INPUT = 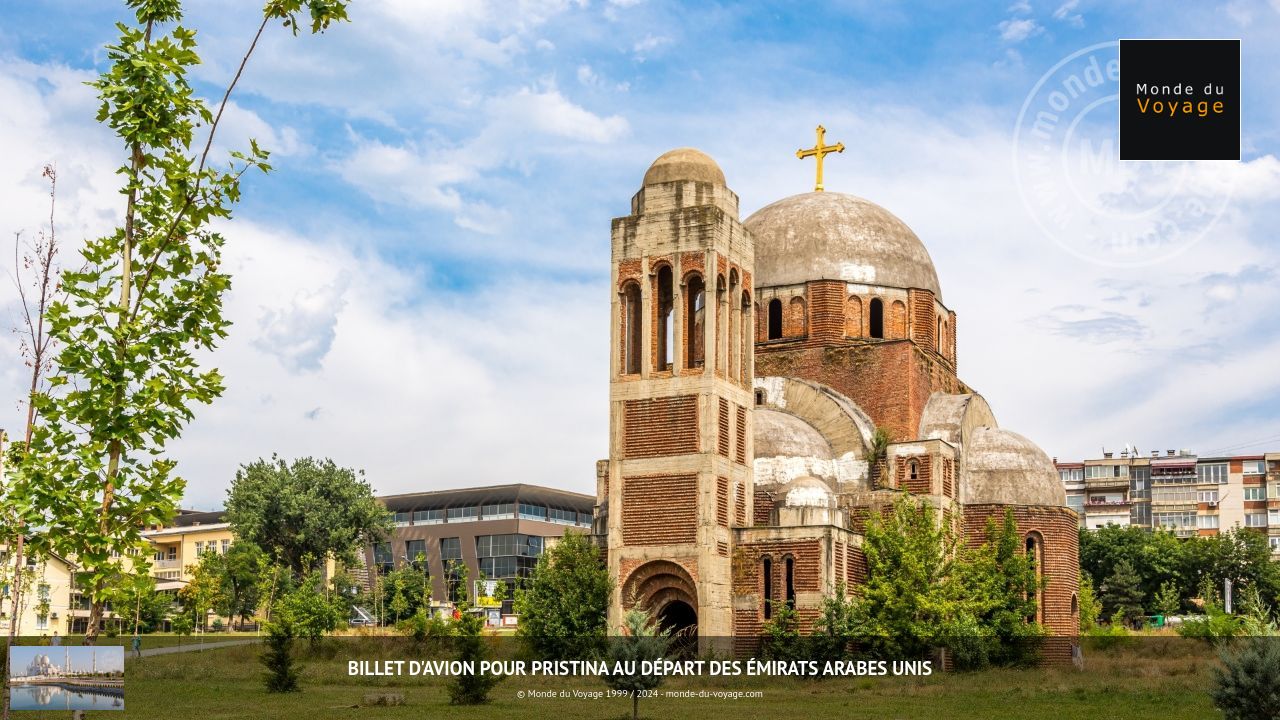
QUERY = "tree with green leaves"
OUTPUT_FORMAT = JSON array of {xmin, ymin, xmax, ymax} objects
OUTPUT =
[
  {"xmin": 261, "ymin": 615, "xmax": 301, "ymax": 693},
  {"xmin": 514, "ymin": 530, "xmax": 611, "ymax": 660},
  {"xmin": 955, "ymin": 509, "xmax": 1045, "ymax": 666},
  {"xmin": 1152, "ymin": 580, "xmax": 1181, "ymax": 619},
  {"xmin": 8, "ymin": 0, "xmax": 351, "ymax": 644},
  {"xmin": 224, "ymin": 456, "xmax": 391, "ymax": 577},
  {"xmin": 811, "ymin": 582, "xmax": 858, "ymax": 666},
  {"xmin": 214, "ymin": 542, "xmax": 269, "ymax": 628},
  {"xmin": 446, "ymin": 564, "xmax": 502, "ymax": 705},
  {"xmin": 851, "ymin": 494, "xmax": 963, "ymax": 659},
  {"xmin": 603, "ymin": 606, "xmax": 671, "ymax": 720},
  {"xmin": 106, "ymin": 572, "xmax": 172, "ymax": 634},
  {"xmin": 1099, "ymin": 558, "xmax": 1145, "ymax": 626},
  {"xmin": 277, "ymin": 572, "xmax": 346, "ymax": 644},
  {"xmin": 1212, "ymin": 639, "xmax": 1280, "ymax": 720},
  {"xmin": 761, "ymin": 600, "xmax": 805, "ymax": 662},
  {"xmin": 1078, "ymin": 574, "xmax": 1101, "ymax": 632}
]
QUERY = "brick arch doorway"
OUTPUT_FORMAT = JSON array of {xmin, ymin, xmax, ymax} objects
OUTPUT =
[{"xmin": 621, "ymin": 560, "xmax": 699, "ymax": 647}]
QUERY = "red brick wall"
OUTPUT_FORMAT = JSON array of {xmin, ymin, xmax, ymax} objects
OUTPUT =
[
  {"xmin": 717, "ymin": 476, "xmax": 730, "ymax": 526},
  {"xmin": 754, "ymin": 490, "xmax": 775, "ymax": 526},
  {"xmin": 907, "ymin": 289, "xmax": 936, "ymax": 348},
  {"xmin": 755, "ymin": 341, "xmax": 965, "ymax": 445},
  {"xmin": 735, "ymin": 404, "xmax": 748, "ymax": 465},
  {"xmin": 622, "ymin": 474, "xmax": 698, "ymax": 545},
  {"xmin": 732, "ymin": 538, "xmax": 822, "ymax": 637},
  {"xmin": 717, "ymin": 398, "xmax": 730, "ymax": 457},
  {"xmin": 962, "ymin": 504, "xmax": 1080, "ymax": 645},
  {"xmin": 807, "ymin": 280, "xmax": 845, "ymax": 342},
  {"xmin": 623, "ymin": 396, "xmax": 698, "ymax": 458}
]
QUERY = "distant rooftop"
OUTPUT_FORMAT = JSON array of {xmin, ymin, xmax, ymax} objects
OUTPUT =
[{"xmin": 378, "ymin": 483, "xmax": 594, "ymax": 513}]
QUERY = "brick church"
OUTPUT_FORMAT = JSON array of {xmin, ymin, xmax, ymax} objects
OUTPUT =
[{"xmin": 592, "ymin": 143, "xmax": 1080, "ymax": 656}]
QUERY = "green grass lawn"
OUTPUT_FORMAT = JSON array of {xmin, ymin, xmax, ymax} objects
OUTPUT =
[
  {"xmin": 8, "ymin": 638, "xmax": 1220, "ymax": 720},
  {"xmin": 13, "ymin": 632, "xmax": 260, "ymax": 650}
]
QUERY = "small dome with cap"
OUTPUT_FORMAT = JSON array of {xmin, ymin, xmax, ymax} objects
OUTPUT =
[{"xmin": 643, "ymin": 147, "xmax": 726, "ymax": 187}]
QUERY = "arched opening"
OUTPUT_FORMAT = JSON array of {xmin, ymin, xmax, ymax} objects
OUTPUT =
[
  {"xmin": 727, "ymin": 271, "xmax": 738, "ymax": 378},
  {"xmin": 621, "ymin": 282, "xmax": 642, "ymax": 375},
  {"xmin": 657, "ymin": 599, "xmax": 698, "ymax": 637},
  {"xmin": 869, "ymin": 298, "xmax": 884, "ymax": 339},
  {"xmin": 909, "ymin": 460, "xmax": 919, "ymax": 481},
  {"xmin": 845, "ymin": 295, "xmax": 863, "ymax": 337},
  {"xmin": 1071, "ymin": 593, "xmax": 1079, "ymax": 619},
  {"xmin": 686, "ymin": 273, "xmax": 705, "ymax": 368},
  {"xmin": 937, "ymin": 316, "xmax": 943, "ymax": 352},
  {"xmin": 767, "ymin": 299, "xmax": 783, "ymax": 339},
  {"xmin": 889, "ymin": 300, "xmax": 907, "ymax": 338},
  {"xmin": 740, "ymin": 290, "xmax": 751, "ymax": 384},
  {"xmin": 1025, "ymin": 533, "xmax": 1044, "ymax": 624},
  {"xmin": 655, "ymin": 265, "xmax": 673, "ymax": 371}
]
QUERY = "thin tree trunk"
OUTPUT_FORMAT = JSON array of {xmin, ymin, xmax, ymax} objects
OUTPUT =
[{"xmin": 632, "ymin": 692, "xmax": 639, "ymax": 720}]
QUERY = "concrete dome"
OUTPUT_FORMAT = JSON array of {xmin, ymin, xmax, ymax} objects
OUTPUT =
[
  {"xmin": 745, "ymin": 191, "xmax": 941, "ymax": 296},
  {"xmin": 643, "ymin": 148, "xmax": 725, "ymax": 187},
  {"xmin": 779, "ymin": 475, "xmax": 834, "ymax": 508},
  {"xmin": 962, "ymin": 426, "xmax": 1066, "ymax": 507},
  {"xmin": 754, "ymin": 409, "xmax": 834, "ymax": 460}
]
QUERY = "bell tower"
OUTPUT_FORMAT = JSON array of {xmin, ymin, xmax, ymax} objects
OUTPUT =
[{"xmin": 605, "ymin": 148, "xmax": 754, "ymax": 639}]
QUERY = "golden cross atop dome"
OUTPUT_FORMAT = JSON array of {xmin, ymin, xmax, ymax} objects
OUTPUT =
[{"xmin": 796, "ymin": 125, "xmax": 844, "ymax": 192}]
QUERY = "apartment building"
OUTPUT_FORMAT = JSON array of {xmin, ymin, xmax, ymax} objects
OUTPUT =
[{"xmin": 1059, "ymin": 448, "xmax": 1280, "ymax": 553}]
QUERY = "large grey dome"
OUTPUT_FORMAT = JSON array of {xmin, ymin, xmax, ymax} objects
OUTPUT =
[
  {"xmin": 745, "ymin": 191, "xmax": 941, "ymax": 296},
  {"xmin": 962, "ymin": 427, "xmax": 1066, "ymax": 507},
  {"xmin": 754, "ymin": 409, "xmax": 834, "ymax": 460}
]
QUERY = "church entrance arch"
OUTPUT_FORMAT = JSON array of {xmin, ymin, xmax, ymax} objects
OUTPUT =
[{"xmin": 621, "ymin": 560, "xmax": 699, "ymax": 645}]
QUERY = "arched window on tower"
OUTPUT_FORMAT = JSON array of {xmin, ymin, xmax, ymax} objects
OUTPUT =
[
  {"xmin": 621, "ymin": 282, "xmax": 642, "ymax": 375},
  {"xmin": 741, "ymin": 290, "xmax": 752, "ymax": 385},
  {"xmin": 909, "ymin": 460, "xmax": 919, "ymax": 481},
  {"xmin": 656, "ymin": 265, "xmax": 674, "ymax": 371},
  {"xmin": 727, "ymin": 270, "xmax": 739, "ymax": 379},
  {"xmin": 767, "ymin": 299, "xmax": 783, "ymax": 340},
  {"xmin": 869, "ymin": 298, "xmax": 884, "ymax": 339},
  {"xmin": 788, "ymin": 296, "xmax": 807, "ymax": 337},
  {"xmin": 937, "ymin": 316, "xmax": 943, "ymax": 352},
  {"xmin": 686, "ymin": 274, "xmax": 705, "ymax": 368}
]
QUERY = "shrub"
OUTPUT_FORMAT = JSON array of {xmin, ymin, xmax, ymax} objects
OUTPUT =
[
  {"xmin": 1211, "ymin": 639, "xmax": 1280, "ymax": 720},
  {"xmin": 261, "ymin": 619, "xmax": 300, "ymax": 693},
  {"xmin": 447, "ymin": 612, "xmax": 502, "ymax": 705}
]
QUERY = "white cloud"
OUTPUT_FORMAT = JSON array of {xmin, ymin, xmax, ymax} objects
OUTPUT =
[
  {"xmin": 998, "ymin": 17, "xmax": 1043, "ymax": 42},
  {"xmin": 632, "ymin": 34, "xmax": 671, "ymax": 59},
  {"xmin": 1052, "ymin": 0, "xmax": 1085, "ymax": 27},
  {"xmin": 253, "ymin": 277, "xmax": 349, "ymax": 372}
]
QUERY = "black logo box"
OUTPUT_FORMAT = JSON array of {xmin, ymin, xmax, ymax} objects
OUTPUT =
[{"xmin": 1119, "ymin": 39, "xmax": 1240, "ymax": 161}]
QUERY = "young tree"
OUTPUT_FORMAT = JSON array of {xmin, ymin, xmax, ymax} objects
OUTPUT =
[
  {"xmin": 446, "ymin": 566, "xmax": 502, "ymax": 705},
  {"xmin": 603, "ymin": 606, "xmax": 671, "ymax": 720},
  {"xmin": 278, "ymin": 572, "xmax": 346, "ymax": 644},
  {"xmin": 3, "ymin": 164, "xmax": 61, "ymax": 720},
  {"xmin": 1077, "ymin": 574, "xmax": 1101, "ymax": 632},
  {"xmin": 224, "ymin": 456, "xmax": 391, "ymax": 577},
  {"xmin": 214, "ymin": 542, "xmax": 268, "ymax": 628},
  {"xmin": 761, "ymin": 600, "xmax": 804, "ymax": 662},
  {"xmin": 811, "ymin": 582, "xmax": 858, "ymax": 665},
  {"xmin": 1152, "ymin": 580, "xmax": 1181, "ymax": 619},
  {"xmin": 513, "ymin": 530, "xmax": 611, "ymax": 660},
  {"xmin": 261, "ymin": 616, "xmax": 301, "ymax": 693},
  {"xmin": 1212, "ymin": 639, "xmax": 1280, "ymax": 720},
  {"xmin": 1099, "ymin": 558, "xmax": 1146, "ymax": 626},
  {"xmin": 956, "ymin": 509, "xmax": 1045, "ymax": 666},
  {"xmin": 851, "ymin": 494, "xmax": 963, "ymax": 659},
  {"xmin": 12, "ymin": 0, "xmax": 351, "ymax": 644}
]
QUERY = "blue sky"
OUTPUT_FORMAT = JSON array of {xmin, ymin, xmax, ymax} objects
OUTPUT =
[
  {"xmin": 2, "ymin": 0, "xmax": 1279, "ymax": 508},
  {"xmin": 9, "ymin": 646, "xmax": 124, "ymax": 676}
]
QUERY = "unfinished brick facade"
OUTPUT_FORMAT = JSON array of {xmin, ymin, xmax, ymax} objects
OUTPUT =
[{"xmin": 597, "ymin": 149, "xmax": 1079, "ymax": 664}]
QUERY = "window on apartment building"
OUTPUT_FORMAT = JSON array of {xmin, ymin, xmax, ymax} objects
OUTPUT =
[
  {"xmin": 1197, "ymin": 463, "xmax": 1228, "ymax": 484},
  {"xmin": 221, "ymin": 539, "xmax": 229, "ymax": 554},
  {"xmin": 869, "ymin": 298, "xmax": 884, "ymax": 339},
  {"xmin": 394, "ymin": 512, "xmax": 412, "ymax": 526},
  {"xmin": 373, "ymin": 542, "xmax": 393, "ymax": 574},
  {"xmin": 656, "ymin": 265, "xmax": 674, "ymax": 370},
  {"xmin": 549, "ymin": 507, "xmax": 578, "ymax": 524},
  {"xmin": 1246, "ymin": 513, "xmax": 1268, "ymax": 528},
  {"xmin": 1153, "ymin": 487, "xmax": 1195, "ymax": 503},
  {"xmin": 1153, "ymin": 511, "xmax": 1196, "ymax": 530},
  {"xmin": 622, "ymin": 282, "xmax": 642, "ymax": 375},
  {"xmin": 686, "ymin": 274, "xmax": 706, "ymax": 368},
  {"xmin": 1270, "ymin": 537, "xmax": 1280, "ymax": 552},
  {"xmin": 195, "ymin": 541, "xmax": 203, "ymax": 555},
  {"xmin": 1067, "ymin": 495, "xmax": 1084, "ymax": 513},
  {"xmin": 1198, "ymin": 514, "xmax": 1219, "ymax": 529},
  {"xmin": 1270, "ymin": 508, "xmax": 1280, "ymax": 525},
  {"xmin": 1244, "ymin": 487, "xmax": 1267, "ymax": 501},
  {"xmin": 1198, "ymin": 490, "xmax": 1219, "ymax": 503},
  {"xmin": 1243, "ymin": 460, "xmax": 1266, "ymax": 475}
]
